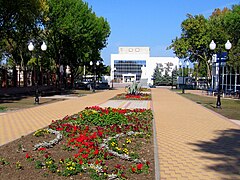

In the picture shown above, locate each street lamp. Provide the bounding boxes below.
[28,41,47,104]
[179,61,189,94]
[112,67,116,89]
[90,60,100,92]
[186,61,190,92]
[179,61,183,93]
[209,40,232,108]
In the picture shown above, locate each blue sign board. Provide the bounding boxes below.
[216,52,228,63]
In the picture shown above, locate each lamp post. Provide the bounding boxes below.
[186,61,190,91]
[112,67,116,89]
[59,65,64,91]
[179,61,189,94]
[179,61,185,93]
[90,60,100,93]
[209,40,232,108]
[28,41,47,104]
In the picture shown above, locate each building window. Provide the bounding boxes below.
[114,60,146,81]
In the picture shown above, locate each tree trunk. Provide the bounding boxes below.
[23,69,28,87]
[12,66,18,87]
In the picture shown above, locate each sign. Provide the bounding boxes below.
[59,65,64,73]
[216,52,228,63]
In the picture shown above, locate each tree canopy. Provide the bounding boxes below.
[168,4,240,83]
[0,0,111,87]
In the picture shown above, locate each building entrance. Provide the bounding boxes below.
[122,73,136,82]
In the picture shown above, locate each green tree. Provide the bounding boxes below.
[152,64,163,86]
[223,5,240,70]
[168,14,212,87]
[44,0,110,86]
[0,0,43,86]
[152,63,173,86]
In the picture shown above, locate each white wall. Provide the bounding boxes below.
[147,57,179,85]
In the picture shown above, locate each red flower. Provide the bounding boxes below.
[85,126,89,131]
[38,147,46,151]
[131,167,136,173]
[74,153,79,158]
[146,161,150,166]
[25,153,30,159]
[95,160,99,164]
[79,160,83,165]
[137,163,143,170]
[82,154,88,159]
[97,130,103,137]
[94,149,99,155]
[56,127,63,131]
[115,164,121,169]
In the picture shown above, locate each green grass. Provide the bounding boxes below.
[0,106,7,112]
[0,89,97,112]
[0,97,66,112]
[180,93,240,120]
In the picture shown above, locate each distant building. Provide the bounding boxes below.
[111,47,179,85]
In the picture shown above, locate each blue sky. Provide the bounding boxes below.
[84,0,239,65]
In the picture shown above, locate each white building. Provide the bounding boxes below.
[111,47,179,86]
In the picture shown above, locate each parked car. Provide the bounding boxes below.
[74,81,110,90]
[95,82,110,90]
[74,81,91,90]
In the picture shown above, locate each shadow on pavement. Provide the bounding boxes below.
[189,129,240,176]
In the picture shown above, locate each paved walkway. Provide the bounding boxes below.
[152,88,240,180]
[0,89,123,146]
[0,88,240,179]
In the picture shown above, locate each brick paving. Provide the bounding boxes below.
[151,88,240,180]
[99,100,151,109]
[0,89,123,146]
[0,88,240,179]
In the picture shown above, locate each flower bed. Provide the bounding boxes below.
[0,106,154,179]
[111,93,152,100]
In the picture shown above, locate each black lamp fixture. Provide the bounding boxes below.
[209,40,232,108]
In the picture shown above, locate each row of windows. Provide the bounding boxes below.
[114,60,146,66]
[113,60,146,81]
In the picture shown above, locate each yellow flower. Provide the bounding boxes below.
[126,138,131,144]
[123,148,129,154]
[115,147,122,151]
[46,161,50,165]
